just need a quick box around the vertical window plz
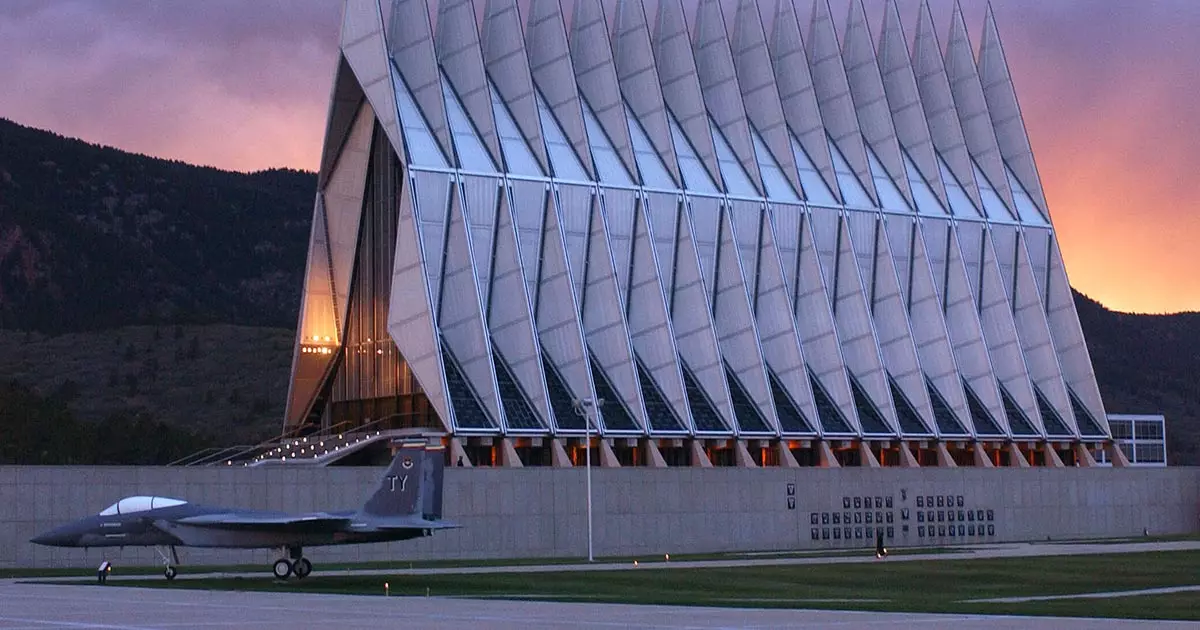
[442,75,496,172]
[627,108,676,188]
[710,118,758,196]
[667,110,718,193]
[972,159,1014,220]
[488,79,542,176]
[750,125,800,202]
[790,133,837,205]
[536,91,588,181]
[828,138,872,207]
[936,152,981,218]
[581,98,633,186]
[902,151,946,216]
[866,145,909,211]
[393,67,449,168]
[1004,163,1048,225]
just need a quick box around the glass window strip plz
[708,118,758,196]
[441,74,497,173]
[827,137,872,207]
[580,97,634,186]
[1004,163,1048,225]
[936,152,981,218]
[392,66,449,168]
[749,125,801,202]
[790,133,838,205]
[488,79,543,176]
[626,107,677,189]
[971,158,1015,221]
[667,109,719,193]
[902,151,947,216]
[866,145,910,212]
[535,90,589,181]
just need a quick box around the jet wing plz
[174,512,352,531]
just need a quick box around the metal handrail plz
[167,447,223,467]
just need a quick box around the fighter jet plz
[31,441,456,581]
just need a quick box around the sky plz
[0,0,1196,315]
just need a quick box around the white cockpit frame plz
[98,496,187,516]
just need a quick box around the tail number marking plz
[386,475,409,492]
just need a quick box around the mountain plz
[0,117,1195,464]
[1074,293,1199,465]
[0,117,314,332]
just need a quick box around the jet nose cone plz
[30,528,72,547]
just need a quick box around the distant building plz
[284,0,1125,468]
[1099,415,1167,467]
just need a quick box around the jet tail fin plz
[357,442,446,520]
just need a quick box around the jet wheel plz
[293,558,312,580]
[164,566,177,581]
[272,559,293,580]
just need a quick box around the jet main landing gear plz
[272,546,312,581]
[155,545,180,581]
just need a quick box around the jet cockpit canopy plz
[98,496,187,516]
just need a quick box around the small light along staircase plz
[172,421,443,467]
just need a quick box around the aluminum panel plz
[862,215,936,435]
[1045,235,1110,435]
[978,6,1048,218]
[482,0,550,173]
[387,0,453,162]
[832,219,900,435]
[693,0,764,196]
[769,0,841,200]
[627,202,693,431]
[318,57,367,189]
[340,0,404,160]
[970,223,1041,435]
[931,220,1008,435]
[792,209,859,434]
[570,0,639,181]
[756,210,820,434]
[509,179,549,303]
[440,184,505,427]
[900,216,973,436]
[410,170,452,311]
[460,176,501,306]
[714,209,779,434]
[911,0,982,209]
[526,0,595,178]
[672,208,737,433]
[688,195,722,298]
[877,0,948,208]
[612,0,682,186]
[436,0,504,168]
[536,186,600,430]
[944,3,1015,215]
[841,0,913,207]
[387,182,452,431]
[582,194,648,432]
[732,0,803,198]
[644,191,681,295]
[324,103,375,330]
[602,188,638,298]
[653,0,722,188]
[806,0,877,206]
[489,187,555,430]
[556,184,594,299]
[1005,232,1079,436]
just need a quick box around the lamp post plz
[573,398,604,562]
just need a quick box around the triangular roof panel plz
[979,5,1050,218]
[525,0,595,179]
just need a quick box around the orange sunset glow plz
[0,0,1196,314]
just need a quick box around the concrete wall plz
[2,466,1198,569]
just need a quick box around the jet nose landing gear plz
[272,547,312,581]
